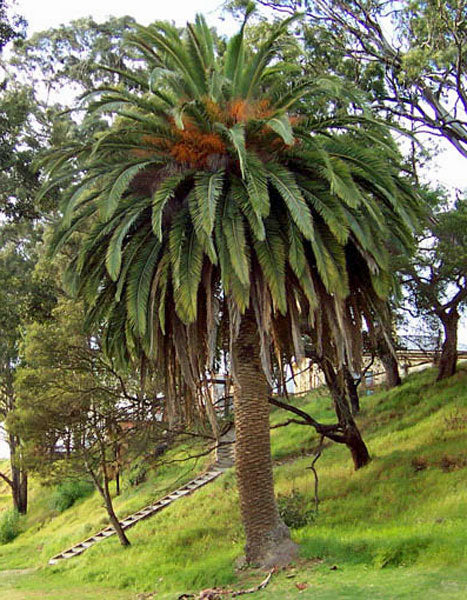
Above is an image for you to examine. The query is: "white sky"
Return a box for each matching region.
[17,0,236,34]
[1,1,465,458]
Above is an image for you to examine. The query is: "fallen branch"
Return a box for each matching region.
[178,569,274,599]
[231,569,274,596]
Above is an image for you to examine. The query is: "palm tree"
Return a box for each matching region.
[42,10,421,565]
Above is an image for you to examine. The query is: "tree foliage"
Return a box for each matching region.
[241,0,467,158]
[0,0,25,53]
[12,297,165,545]
[401,194,467,379]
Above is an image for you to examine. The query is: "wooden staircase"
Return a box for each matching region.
[48,432,235,566]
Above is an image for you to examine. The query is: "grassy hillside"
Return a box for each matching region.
[0,366,466,599]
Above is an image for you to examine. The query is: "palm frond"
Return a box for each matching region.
[193,170,225,236]
[266,162,314,240]
[254,217,287,314]
[126,237,161,336]
[152,171,192,240]
[102,161,154,220]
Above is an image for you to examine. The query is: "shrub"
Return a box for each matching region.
[0,509,20,544]
[50,479,94,512]
[127,463,147,487]
[277,489,316,529]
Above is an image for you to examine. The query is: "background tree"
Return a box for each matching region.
[0,85,46,221]
[12,297,168,546]
[0,222,55,513]
[10,16,137,99]
[242,0,467,158]
[0,0,25,53]
[401,194,467,380]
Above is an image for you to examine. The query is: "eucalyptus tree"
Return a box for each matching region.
[0,0,25,53]
[242,0,467,158]
[42,10,421,565]
[0,221,55,513]
[10,16,137,99]
[401,195,467,380]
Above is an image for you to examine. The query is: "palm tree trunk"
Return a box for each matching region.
[232,309,298,567]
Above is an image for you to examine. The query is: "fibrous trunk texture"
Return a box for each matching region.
[437,309,459,381]
[233,309,298,567]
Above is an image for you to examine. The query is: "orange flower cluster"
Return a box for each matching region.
[170,123,226,168]
[131,98,294,168]
[227,98,273,123]
[203,97,274,124]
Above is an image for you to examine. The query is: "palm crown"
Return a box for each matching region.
[44,11,420,384]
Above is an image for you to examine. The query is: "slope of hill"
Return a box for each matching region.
[0,366,466,599]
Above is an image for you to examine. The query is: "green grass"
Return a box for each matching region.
[0,366,466,599]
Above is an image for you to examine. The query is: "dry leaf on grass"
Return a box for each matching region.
[295,582,308,591]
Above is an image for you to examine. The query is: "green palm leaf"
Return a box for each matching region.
[266,113,294,145]
[174,225,204,323]
[126,237,161,336]
[230,177,266,241]
[106,208,145,281]
[102,161,154,220]
[222,195,250,285]
[152,172,191,241]
[254,217,287,314]
[266,162,314,240]
[245,152,270,219]
[193,170,225,237]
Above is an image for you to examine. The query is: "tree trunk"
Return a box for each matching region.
[437,309,459,381]
[321,361,371,470]
[204,373,220,440]
[380,352,402,389]
[113,442,121,496]
[345,424,371,470]
[343,366,360,415]
[375,328,401,389]
[102,474,130,547]
[232,309,298,567]
[18,471,27,514]
[9,433,28,514]
[85,449,130,547]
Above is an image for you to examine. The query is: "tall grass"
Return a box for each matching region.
[0,508,20,544]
